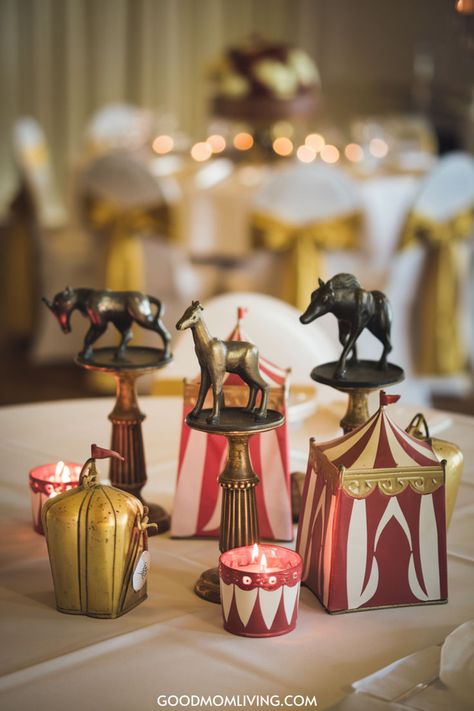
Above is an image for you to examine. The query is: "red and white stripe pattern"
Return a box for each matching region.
[296,397,447,612]
[171,308,292,541]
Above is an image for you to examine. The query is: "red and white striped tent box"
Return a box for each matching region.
[171,308,293,542]
[296,392,447,613]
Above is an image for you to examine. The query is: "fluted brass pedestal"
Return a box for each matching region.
[76,346,173,534]
[186,408,285,603]
[311,360,404,434]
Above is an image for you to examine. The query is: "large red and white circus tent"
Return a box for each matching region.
[171,308,293,542]
[296,392,447,613]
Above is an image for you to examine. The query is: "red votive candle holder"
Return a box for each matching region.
[219,544,302,637]
[29,461,81,535]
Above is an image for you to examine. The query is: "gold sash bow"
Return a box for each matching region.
[251,211,362,310]
[84,196,172,291]
[398,209,474,375]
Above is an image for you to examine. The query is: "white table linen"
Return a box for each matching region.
[0,397,472,711]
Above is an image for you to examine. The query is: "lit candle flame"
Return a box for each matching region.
[54,461,65,481]
[260,552,268,572]
[251,543,259,563]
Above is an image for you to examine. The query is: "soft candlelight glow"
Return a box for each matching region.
[369,138,389,158]
[29,461,81,535]
[152,135,174,154]
[191,142,212,161]
[219,544,303,637]
[207,134,226,153]
[345,143,364,162]
[272,137,293,156]
[320,144,340,164]
[233,132,254,151]
[305,133,325,152]
[296,145,316,163]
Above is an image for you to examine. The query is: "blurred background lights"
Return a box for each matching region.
[369,137,389,158]
[191,141,212,161]
[296,145,316,163]
[207,134,226,153]
[320,144,340,163]
[152,135,174,154]
[272,137,293,156]
[344,143,364,162]
[305,133,325,152]
[233,132,254,150]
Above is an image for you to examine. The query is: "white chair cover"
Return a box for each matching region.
[253,162,361,224]
[382,152,474,394]
[84,103,155,155]
[414,152,474,221]
[12,117,67,229]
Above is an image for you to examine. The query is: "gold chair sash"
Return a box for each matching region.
[398,209,474,375]
[84,197,173,291]
[251,211,362,310]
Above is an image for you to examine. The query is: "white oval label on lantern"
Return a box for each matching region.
[132,551,151,592]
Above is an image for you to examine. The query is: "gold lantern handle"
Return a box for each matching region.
[406,413,430,440]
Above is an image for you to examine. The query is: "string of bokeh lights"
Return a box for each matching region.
[152,130,389,165]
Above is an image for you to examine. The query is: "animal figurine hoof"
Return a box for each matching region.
[206,414,219,425]
[335,368,347,380]
[254,410,268,421]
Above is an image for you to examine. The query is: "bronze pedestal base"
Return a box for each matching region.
[76,346,173,534]
[311,361,405,434]
[187,408,285,603]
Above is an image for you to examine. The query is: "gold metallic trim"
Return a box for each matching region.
[342,465,445,498]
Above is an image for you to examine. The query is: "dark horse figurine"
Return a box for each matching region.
[43,286,171,361]
[300,274,392,379]
[176,301,269,424]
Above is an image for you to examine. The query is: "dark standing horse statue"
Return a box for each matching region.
[43,286,171,361]
[300,274,393,379]
[176,301,269,424]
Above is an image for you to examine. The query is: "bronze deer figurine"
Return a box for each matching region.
[176,301,269,425]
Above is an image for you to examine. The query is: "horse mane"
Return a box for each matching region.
[327,273,361,290]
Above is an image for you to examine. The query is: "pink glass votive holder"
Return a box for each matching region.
[219,544,302,637]
[29,462,81,535]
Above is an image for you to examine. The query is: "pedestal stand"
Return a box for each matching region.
[186,408,285,603]
[76,346,173,534]
[311,360,404,434]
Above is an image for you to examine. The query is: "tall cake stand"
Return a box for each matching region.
[75,346,173,534]
[186,407,285,603]
[311,360,405,434]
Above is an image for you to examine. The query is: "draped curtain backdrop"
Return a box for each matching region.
[0,0,320,211]
[1,0,472,213]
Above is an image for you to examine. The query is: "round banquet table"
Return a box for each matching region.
[0,396,473,711]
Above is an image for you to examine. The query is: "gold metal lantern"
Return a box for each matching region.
[406,413,464,527]
[42,444,156,618]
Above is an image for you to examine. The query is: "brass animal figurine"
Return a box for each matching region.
[176,301,269,424]
[43,286,171,361]
[300,274,393,379]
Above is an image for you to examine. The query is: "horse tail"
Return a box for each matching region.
[148,295,163,323]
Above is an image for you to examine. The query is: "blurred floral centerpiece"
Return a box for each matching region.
[209,36,320,123]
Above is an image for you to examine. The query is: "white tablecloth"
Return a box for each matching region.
[0,397,472,711]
